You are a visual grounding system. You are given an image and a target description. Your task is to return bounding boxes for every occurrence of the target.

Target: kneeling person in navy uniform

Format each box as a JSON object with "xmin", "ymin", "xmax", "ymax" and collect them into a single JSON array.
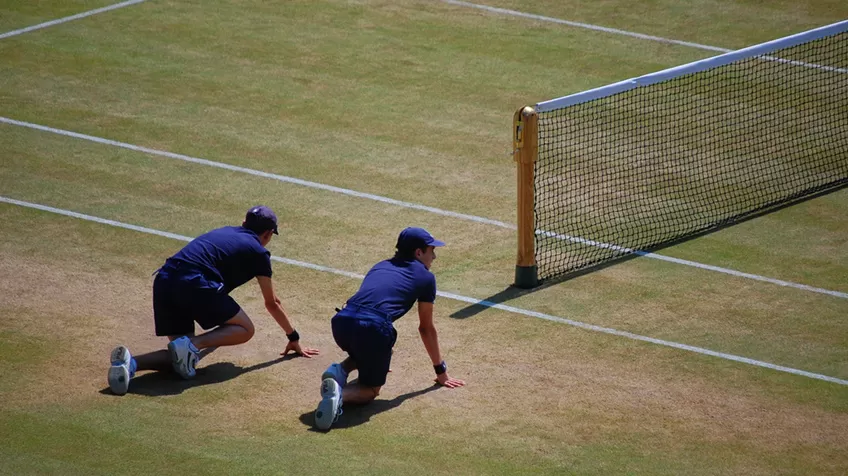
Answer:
[
  {"xmin": 315, "ymin": 227, "xmax": 464, "ymax": 430},
  {"xmin": 107, "ymin": 205, "xmax": 318, "ymax": 395}
]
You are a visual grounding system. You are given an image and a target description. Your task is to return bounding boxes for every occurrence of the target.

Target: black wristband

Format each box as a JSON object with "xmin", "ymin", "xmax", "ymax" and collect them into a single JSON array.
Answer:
[
  {"xmin": 286, "ymin": 330, "xmax": 300, "ymax": 342},
  {"xmin": 434, "ymin": 361, "xmax": 447, "ymax": 375}
]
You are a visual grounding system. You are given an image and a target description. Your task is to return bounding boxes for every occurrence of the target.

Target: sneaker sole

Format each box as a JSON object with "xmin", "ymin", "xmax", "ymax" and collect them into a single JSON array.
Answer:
[
  {"xmin": 315, "ymin": 378, "xmax": 341, "ymax": 430},
  {"xmin": 110, "ymin": 345, "xmax": 130, "ymax": 366},
  {"xmin": 108, "ymin": 365, "xmax": 130, "ymax": 395},
  {"xmin": 314, "ymin": 400, "xmax": 338, "ymax": 430}
]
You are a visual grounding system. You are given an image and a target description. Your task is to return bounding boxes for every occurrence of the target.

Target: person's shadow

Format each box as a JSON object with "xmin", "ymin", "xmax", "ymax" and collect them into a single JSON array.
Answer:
[
  {"xmin": 298, "ymin": 383, "xmax": 440, "ymax": 431},
  {"xmin": 99, "ymin": 353, "xmax": 297, "ymax": 397}
]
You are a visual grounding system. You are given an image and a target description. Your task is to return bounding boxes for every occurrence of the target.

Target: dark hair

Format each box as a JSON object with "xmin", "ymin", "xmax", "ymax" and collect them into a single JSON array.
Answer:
[
  {"xmin": 243, "ymin": 222, "xmax": 273, "ymax": 235},
  {"xmin": 394, "ymin": 245, "xmax": 427, "ymax": 261}
]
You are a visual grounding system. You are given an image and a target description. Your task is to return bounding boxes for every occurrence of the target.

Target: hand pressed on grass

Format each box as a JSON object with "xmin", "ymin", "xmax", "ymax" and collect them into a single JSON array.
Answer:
[
  {"xmin": 436, "ymin": 373, "xmax": 465, "ymax": 388},
  {"xmin": 281, "ymin": 340, "xmax": 319, "ymax": 358}
]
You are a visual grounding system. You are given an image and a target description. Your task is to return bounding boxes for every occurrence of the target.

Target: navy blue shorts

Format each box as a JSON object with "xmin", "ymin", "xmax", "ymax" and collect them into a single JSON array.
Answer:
[
  {"xmin": 331, "ymin": 309, "xmax": 397, "ymax": 388},
  {"xmin": 152, "ymin": 270, "xmax": 241, "ymax": 337}
]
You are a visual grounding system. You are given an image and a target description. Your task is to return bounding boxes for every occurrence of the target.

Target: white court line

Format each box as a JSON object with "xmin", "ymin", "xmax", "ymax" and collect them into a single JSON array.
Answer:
[
  {"xmin": 2, "ymin": 115, "xmax": 845, "ymax": 300},
  {"xmin": 441, "ymin": 0, "xmax": 731, "ymax": 53},
  {"xmin": 537, "ymin": 229, "xmax": 848, "ymax": 299},
  {"xmin": 443, "ymin": 2, "xmax": 848, "ymax": 75},
  {"xmin": 0, "ymin": 0, "xmax": 147, "ymax": 41},
  {"xmin": 1, "ymin": 195, "xmax": 845, "ymax": 386},
  {"xmin": 0, "ymin": 117, "xmax": 519, "ymax": 230}
]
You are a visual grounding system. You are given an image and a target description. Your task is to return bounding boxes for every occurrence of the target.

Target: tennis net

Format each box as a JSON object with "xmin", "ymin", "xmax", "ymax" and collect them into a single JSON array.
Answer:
[{"xmin": 515, "ymin": 21, "xmax": 848, "ymax": 285}]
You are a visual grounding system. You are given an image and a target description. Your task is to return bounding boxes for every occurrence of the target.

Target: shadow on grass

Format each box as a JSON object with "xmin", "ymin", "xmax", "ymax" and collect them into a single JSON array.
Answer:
[
  {"xmin": 450, "ymin": 182, "xmax": 848, "ymax": 319},
  {"xmin": 449, "ymin": 259, "xmax": 623, "ymax": 320},
  {"xmin": 99, "ymin": 353, "xmax": 297, "ymax": 397},
  {"xmin": 298, "ymin": 384, "xmax": 440, "ymax": 431},
  {"xmin": 449, "ymin": 285, "xmax": 534, "ymax": 320}
]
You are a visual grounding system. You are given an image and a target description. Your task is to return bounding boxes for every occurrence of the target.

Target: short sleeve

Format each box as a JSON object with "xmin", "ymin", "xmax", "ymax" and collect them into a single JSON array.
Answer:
[
  {"xmin": 255, "ymin": 250, "xmax": 273, "ymax": 278},
  {"xmin": 417, "ymin": 272, "xmax": 437, "ymax": 303}
]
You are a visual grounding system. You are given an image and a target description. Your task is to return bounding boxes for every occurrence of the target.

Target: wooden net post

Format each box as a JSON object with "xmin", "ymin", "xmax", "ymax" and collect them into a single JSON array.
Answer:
[{"xmin": 513, "ymin": 106, "xmax": 539, "ymax": 288}]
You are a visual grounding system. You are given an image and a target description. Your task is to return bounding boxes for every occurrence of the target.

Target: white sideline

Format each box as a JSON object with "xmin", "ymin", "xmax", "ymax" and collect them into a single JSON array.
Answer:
[
  {"xmin": 441, "ymin": 0, "xmax": 731, "ymax": 53},
  {"xmin": 0, "ymin": 0, "xmax": 147, "ymax": 40},
  {"xmin": 537, "ymin": 229, "xmax": 848, "ymax": 299},
  {"xmin": 2, "ymin": 115, "xmax": 846, "ymax": 300},
  {"xmin": 1, "ymin": 195, "xmax": 846, "ymax": 386}
]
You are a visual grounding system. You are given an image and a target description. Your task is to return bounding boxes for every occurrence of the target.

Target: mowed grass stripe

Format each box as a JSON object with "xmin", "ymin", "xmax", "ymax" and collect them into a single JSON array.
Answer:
[
  {"xmin": 6, "ymin": 124, "xmax": 843, "ymax": 379},
  {"xmin": 3, "ymin": 195, "xmax": 846, "ymax": 386},
  {"xmin": 442, "ymin": 0, "xmax": 731, "ymax": 52},
  {"xmin": 2, "ymin": 115, "xmax": 844, "ymax": 300},
  {"xmin": 0, "ymin": 0, "xmax": 734, "ymax": 227},
  {"xmin": 0, "ymin": 0, "xmax": 147, "ymax": 40},
  {"xmin": 0, "ymin": 116, "xmax": 511, "ymax": 227},
  {"xmin": 444, "ymin": 0, "xmax": 848, "ymax": 50},
  {"xmin": 446, "ymin": 0, "xmax": 848, "ymax": 73}
]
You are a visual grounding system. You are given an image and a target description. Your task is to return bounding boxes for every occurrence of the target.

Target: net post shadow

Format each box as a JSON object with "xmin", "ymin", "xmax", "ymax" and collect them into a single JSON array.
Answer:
[
  {"xmin": 452, "ymin": 181, "xmax": 847, "ymax": 319},
  {"xmin": 447, "ymin": 267, "xmax": 619, "ymax": 320},
  {"xmin": 449, "ymin": 285, "xmax": 532, "ymax": 319}
]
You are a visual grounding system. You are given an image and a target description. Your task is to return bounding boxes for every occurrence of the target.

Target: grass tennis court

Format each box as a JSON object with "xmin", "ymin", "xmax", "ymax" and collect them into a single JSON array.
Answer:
[{"xmin": 1, "ymin": 0, "xmax": 846, "ymax": 474}]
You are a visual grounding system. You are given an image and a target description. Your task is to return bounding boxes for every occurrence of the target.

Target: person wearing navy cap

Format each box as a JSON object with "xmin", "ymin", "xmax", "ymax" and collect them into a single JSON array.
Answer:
[
  {"xmin": 106, "ymin": 205, "xmax": 318, "ymax": 395},
  {"xmin": 314, "ymin": 227, "xmax": 465, "ymax": 430}
]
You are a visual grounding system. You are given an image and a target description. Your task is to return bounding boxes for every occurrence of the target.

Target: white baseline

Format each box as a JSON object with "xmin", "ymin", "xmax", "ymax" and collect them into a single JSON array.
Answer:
[
  {"xmin": 0, "ymin": 0, "xmax": 147, "ymax": 41},
  {"xmin": 2, "ymin": 116, "xmax": 845, "ymax": 300},
  {"xmin": 1, "ymin": 195, "xmax": 846, "ymax": 386}
]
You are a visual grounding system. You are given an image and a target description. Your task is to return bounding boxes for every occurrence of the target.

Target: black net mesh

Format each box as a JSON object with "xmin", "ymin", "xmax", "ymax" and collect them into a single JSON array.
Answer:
[{"xmin": 535, "ymin": 32, "xmax": 848, "ymax": 282}]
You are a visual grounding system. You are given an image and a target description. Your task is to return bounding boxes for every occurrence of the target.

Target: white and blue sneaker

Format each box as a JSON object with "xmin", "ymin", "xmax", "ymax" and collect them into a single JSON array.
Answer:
[
  {"xmin": 321, "ymin": 362, "xmax": 348, "ymax": 390},
  {"xmin": 108, "ymin": 345, "xmax": 137, "ymax": 395},
  {"xmin": 314, "ymin": 378, "xmax": 343, "ymax": 430},
  {"xmin": 167, "ymin": 336, "xmax": 199, "ymax": 379}
]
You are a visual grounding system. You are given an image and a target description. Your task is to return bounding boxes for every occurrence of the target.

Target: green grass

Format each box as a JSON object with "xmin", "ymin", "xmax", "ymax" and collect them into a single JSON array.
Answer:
[
  {"xmin": 1, "ymin": 0, "xmax": 847, "ymax": 474},
  {"xmin": 471, "ymin": 0, "xmax": 848, "ymax": 48}
]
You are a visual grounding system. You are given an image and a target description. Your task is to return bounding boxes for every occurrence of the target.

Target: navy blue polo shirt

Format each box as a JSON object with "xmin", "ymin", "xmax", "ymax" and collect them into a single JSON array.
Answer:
[
  {"xmin": 162, "ymin": 226, "xmax": 272, "ymax": 294},
  {"xmin": 344, "ymin": 257, "xmax": 437, "ymax": 322}
]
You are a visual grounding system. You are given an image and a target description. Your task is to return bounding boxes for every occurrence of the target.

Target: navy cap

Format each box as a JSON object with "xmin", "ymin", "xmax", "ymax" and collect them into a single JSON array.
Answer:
[
  {"xmin": 396, "ymin": 227, "xmax": 445, "ymax": 250},
  {"xmin": 244, "ymin": 205, "xmax": 278, "ymax": 235}
]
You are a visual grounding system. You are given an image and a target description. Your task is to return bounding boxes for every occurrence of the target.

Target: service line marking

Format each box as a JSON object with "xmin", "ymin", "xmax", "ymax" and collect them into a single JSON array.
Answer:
[
  {"xmin": 1, "ymin": 195, "xmax": 845, "ymax": 386},
  {"xmin": 0, "ymin": 0, "xmax": 147, "ymax": 40},
  {"xmin": 1, "ymin": 116, "xmax": 845, "ymax": 300},
  {"xmin": 442, "ymin": 2, "xmax": 848, "ymax": 75},
  {"xmin": 441, "ymin": 0, "xmax": 731, "ymax": 53}
]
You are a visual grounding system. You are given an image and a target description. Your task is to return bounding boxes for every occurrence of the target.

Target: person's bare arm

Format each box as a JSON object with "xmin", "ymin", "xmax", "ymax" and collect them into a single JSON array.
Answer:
[
  {"xmin": 256, "ymin": 276, "xmax": 319, "ymax": 357},
  {"xmin": 418, "ymin": 302, "xmax": 464, "ymax": 388}
]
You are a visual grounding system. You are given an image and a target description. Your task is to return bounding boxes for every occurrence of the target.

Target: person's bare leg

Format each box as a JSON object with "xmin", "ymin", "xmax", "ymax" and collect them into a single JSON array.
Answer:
[
  {"xmin": 132, "ymin": 311, "xmax": 252, "ymax": 373},
  {"xmin": 132, "ymin": 340, "xmax": 216, "ymax": 371},
  {"xmin": 188, "ymin": 309, "xmax": 255, "ymax": 349},
  {"xmin": 133, "ymin": 349, "xmax": 174, "ymax": 372},
  {"xmin": 342, "ymin": 384, "xmax": 381, "ymax": 405},
  {"xmin": 110, "ymin": 310, "xmax": 253, "ymax": 391}
]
